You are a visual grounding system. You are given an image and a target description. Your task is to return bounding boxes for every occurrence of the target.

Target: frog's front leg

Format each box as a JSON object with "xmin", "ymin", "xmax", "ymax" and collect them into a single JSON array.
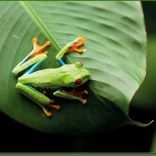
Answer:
[
  {"xmin": 16, "ymin": 82, "xmax": 60, "ymax": 117},
  {"xmin": 53, "ymin": 88, "xmax": 88, "ymax": 104},
  {"xmin": 56, "ymin": 36, "xmax": 86, "ymax": 66}
]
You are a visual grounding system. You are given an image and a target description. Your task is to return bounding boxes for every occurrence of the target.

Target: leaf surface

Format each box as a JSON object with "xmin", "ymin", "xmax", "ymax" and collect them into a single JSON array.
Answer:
[{"xmin": 0, "ymin": 1, "xmax": 147, "ymax": 133}]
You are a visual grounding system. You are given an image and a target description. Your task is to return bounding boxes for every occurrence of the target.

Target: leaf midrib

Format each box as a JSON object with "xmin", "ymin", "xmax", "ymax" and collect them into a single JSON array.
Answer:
[{"xmin": 19, "ymin": 1, "xmax": 61, "ymax": 51}]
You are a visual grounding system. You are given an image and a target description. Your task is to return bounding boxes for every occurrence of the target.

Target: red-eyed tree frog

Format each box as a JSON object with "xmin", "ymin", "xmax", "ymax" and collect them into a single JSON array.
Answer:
[{"xmin": 12, "ymin": 37, "xmax": 90, "ymax": 117}]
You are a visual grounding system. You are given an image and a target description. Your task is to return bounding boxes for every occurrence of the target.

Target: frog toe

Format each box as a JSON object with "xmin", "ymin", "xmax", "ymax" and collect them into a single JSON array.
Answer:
[
  {"xmin": 48, "ymin": 103, "xmax": 61, "ymax": 111},
  {"xmin": 79, "ymin": 98, "xmax": 87, "ymax": 104},
  {"xmin": 41, "ymin": 106, "xmax": 53, "ymax": 118}
]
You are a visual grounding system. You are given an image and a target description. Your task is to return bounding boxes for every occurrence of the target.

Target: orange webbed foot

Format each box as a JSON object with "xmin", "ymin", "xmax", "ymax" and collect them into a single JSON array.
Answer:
[{"xmin": 68, "ymin": 36, "xmax": 86, "ymax": 54}]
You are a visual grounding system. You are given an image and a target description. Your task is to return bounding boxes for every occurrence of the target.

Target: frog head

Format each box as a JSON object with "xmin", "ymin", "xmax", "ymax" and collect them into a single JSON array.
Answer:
[{"xmin": 62, "ymin": 62, "xmax": 90, "ymax": 87}]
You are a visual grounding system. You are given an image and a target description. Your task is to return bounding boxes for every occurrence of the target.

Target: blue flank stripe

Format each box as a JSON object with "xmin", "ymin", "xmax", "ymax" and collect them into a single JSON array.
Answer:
[
  {"xmin": 24, "ymin": 60, "xmax": 43, "ymax": 75},
  {"xmin": 23, "ymin": 58, "xmax": 65, "ymax": 76},
  {"xmin": 58, "ymin": 59, "xmax": 65, "ymax": 65}
]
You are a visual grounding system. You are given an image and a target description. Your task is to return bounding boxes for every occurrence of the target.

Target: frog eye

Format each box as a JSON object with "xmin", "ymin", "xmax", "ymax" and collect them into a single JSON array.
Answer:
[{"xmin": 75, "ymin": 79, "xmax": 82, "ymax": 85}]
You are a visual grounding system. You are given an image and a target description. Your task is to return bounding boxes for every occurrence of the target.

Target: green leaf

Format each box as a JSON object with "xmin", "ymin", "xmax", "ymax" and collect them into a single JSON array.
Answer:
[
  {"xmin": 0, "ymin": 1, "xmax": 147, "ymax": 133},
  {"xmin": 151, "ymin": 131, "xmax": 156, "ymax": 152},
  {"xmin": 132, "ymin": 37, "xmax": 156, "ymax": 113}
]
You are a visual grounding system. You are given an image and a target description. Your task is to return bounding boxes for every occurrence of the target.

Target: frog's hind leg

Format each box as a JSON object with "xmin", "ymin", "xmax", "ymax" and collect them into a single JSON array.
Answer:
[
  {"xmin": 16, "ymin": 82, "xmax": 61, "ymax": 118},
  {"xmin": 12, "ymin": 37, "xmax": 51, "ymax": 76}
]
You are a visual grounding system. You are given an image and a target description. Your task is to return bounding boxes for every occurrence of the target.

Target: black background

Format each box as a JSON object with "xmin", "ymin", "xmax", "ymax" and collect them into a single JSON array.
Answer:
[{"xmin": 0, "ymin": 2, "xmax": 155, "ymax": 152}]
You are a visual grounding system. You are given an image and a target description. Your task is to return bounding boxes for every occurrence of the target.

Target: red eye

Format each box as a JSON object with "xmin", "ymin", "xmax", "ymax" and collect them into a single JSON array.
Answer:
[{"xmin": 75, "ymin": 79, "xmax": 82, "ymax": 85}]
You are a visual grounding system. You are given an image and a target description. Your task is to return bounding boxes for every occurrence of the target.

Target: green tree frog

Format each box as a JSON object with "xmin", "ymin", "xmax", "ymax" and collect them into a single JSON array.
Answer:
[{"xmin": 12, "ymin": 36, "xmax": 90, "ymax": 117}]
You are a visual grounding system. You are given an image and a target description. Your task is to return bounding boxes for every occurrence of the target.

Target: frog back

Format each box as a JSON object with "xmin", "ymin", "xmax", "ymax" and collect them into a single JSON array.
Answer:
[{"xmin": 18, "ymin": 68, "xmax": 66, "ymax": 88}]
